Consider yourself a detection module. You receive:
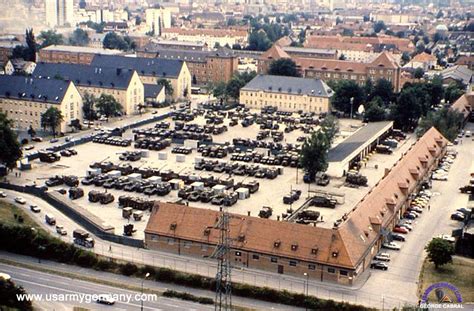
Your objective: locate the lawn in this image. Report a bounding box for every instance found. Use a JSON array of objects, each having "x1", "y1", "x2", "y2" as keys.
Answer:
[
  {"x1": 419, "y1": 256, "x2": 474, "y2": 303},
  {"x1": 0, "y1": 199, "x2": 40, "y2": 228}
]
